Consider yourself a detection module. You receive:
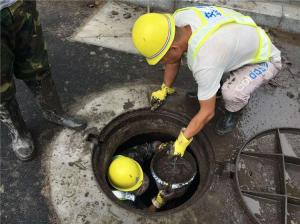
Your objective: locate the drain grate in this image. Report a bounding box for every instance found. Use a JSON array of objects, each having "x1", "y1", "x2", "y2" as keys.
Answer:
[{"x1": 235, "y1": 128, "x2": 300, "y2": 224}]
